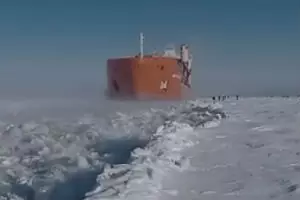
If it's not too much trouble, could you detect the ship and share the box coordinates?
[105,33,193,100]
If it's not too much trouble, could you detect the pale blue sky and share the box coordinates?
[0,0,299,98]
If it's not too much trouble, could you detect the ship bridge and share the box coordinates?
[163,45,180,59]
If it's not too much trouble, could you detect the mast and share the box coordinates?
[139,32,144,59]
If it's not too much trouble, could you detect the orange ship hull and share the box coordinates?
[106,56,191,100]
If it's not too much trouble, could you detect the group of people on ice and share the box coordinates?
[212,95,239,102]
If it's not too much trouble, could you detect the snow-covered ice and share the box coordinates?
[1,97,299,200]
[160,97,300,200]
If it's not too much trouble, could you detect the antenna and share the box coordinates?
[139,32,144,59]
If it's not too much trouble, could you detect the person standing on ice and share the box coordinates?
[212,96,216,102]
